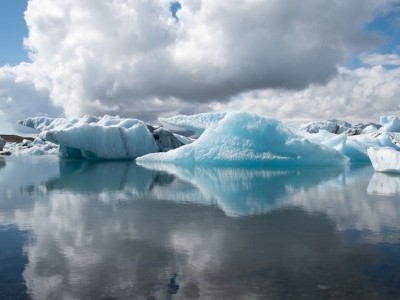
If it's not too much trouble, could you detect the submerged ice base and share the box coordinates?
[138,112,349,166]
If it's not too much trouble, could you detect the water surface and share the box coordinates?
[1,156,400,299]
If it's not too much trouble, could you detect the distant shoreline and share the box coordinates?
[0,135,35,143]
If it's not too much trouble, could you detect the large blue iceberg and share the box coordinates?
[138,112,349,166]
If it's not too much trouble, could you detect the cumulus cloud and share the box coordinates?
[0,64,62,122]
[360,52,400,66]
[212,65,400,123]
[0,0,398,123]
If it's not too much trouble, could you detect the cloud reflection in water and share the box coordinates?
[0,158,400,299]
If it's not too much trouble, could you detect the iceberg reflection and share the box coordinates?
[368,172,400,196]
[1,159,400,298]
[45,160,157,199]
[141,163,346,216]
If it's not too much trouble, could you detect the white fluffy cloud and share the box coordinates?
[213,66,400,123]
[0,63,62,122]
[360,53,400,66]
[0,0,399,123]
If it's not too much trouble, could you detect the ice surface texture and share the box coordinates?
[138,112,349,166]
[299,129,400,162]
[158,112,227,137]
[368,147,400,173]
[380,116,400,132]
[20,115,159,160]
[17,112,400,164]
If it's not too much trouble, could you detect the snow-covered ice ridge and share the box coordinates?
[159,112,227,138]
[18,115,183,160]
[14,112,400,169]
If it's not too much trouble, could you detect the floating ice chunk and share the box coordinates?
[368,147,400,173]
[299,128,400,162]
[301,119,352,134]
[32,137,44,145]
[4,139,59,156]
[19,115,181,159]
[298,129,347,152]
[41,120,158,160]
[379,116,400,132]
[22,139,32,146]
[300,119,381,136]
[158,112,227,137]
[138,112,349,166]
[344,133,400,162]
[354,123,380,134]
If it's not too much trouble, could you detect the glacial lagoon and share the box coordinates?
[1,156,400,299]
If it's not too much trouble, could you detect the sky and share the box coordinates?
[1,0,400,134]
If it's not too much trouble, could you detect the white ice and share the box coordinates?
[138,112,349,166]
[367,147,400,173]
[20,115,159,160]
[4,137,59,156]
[298,128,400,162]
[301,119,352,134]
[379,116,400,132]
[158,112,227,137]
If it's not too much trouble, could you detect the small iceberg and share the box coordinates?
[18,115,183,160]
[138,112,349,166]
[296,117,400,163]
[379,116,400,133]
[367,147,400,173]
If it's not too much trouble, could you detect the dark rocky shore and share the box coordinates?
[0,135,35,143]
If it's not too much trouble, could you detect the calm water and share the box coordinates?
[1,157,400,299]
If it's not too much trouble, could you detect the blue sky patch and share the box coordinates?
[170,1,182,21]
[0,0,29,66]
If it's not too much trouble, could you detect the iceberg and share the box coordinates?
[338,132,400,163]
[158,112,227,137]
[299,127,400,162]
[379,116,400,132]
[19,115,184,160]
[301,119,380,136]
[301,119,352,134]
[138,112,349,166]
[3,137,59,156]
[367,147,400,173]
